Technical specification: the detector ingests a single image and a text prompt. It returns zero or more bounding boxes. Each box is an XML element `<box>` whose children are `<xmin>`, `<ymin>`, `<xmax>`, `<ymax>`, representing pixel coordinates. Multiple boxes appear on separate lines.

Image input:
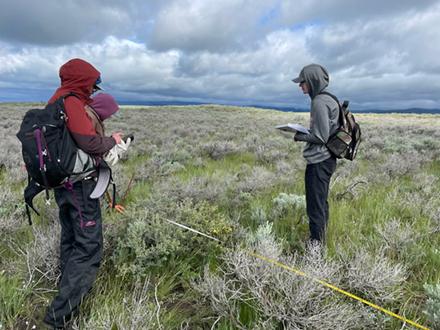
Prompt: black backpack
<box><xmin>16</xmin><ymin>93</ymin><xmax>98</xmax><ymax>223</ymax></box>
<box><xmin>320</xmin><ymin>92</ymin><xmax>361</xmax><ymax>161</ymax></box>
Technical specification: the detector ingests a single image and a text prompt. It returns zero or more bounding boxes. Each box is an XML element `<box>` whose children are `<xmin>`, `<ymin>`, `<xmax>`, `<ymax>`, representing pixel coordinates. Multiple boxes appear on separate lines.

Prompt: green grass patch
<box><xmin>426</xmin><ymin>159</ymin><xmax>440</xmax><ymax>176</ymax></box>
<box><xmin>0</xmin><ymin>272</ymin><xmax>31</xmax><ymax>329</ymax></box>
<box><xmin>177</xmin><ymin>152</ymin><xmax>257</xmax><ymax>181</ymax></box>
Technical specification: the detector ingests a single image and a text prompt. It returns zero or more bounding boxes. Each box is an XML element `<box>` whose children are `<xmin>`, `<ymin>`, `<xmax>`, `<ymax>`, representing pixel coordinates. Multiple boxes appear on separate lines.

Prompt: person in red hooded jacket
<box><xmin>43</xmin><ymin>58</ymin><xmax>123</xmax><ymax>329</ymax></box>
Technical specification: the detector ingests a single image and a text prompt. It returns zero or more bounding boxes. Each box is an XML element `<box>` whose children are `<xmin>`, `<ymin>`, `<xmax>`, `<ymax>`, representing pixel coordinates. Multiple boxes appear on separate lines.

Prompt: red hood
<box><xmin>49</xmin><ymin>58</ymin><xmax>101</xmax><ymax>104</ymax></box>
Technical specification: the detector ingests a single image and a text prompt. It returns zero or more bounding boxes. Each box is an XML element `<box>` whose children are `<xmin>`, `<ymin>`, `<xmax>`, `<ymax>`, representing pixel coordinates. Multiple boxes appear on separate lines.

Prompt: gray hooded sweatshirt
<box><xmin>294</xmin><ymin>64</ymin><xmax>340</xmax><ymax>164</ymax></box>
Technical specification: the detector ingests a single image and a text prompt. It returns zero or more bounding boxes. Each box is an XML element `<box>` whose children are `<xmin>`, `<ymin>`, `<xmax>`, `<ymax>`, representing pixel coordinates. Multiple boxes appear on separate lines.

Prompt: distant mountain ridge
<box><xmin>4</xmin><ymin>100</ymin><xmax>437</xmax><ymax>114</ymax></box>
<box><xmin>119</xmin><ymin>100</ymin><xmax>440</xmax><ymax>114</ymax></box>
<box><xmin>250</xmin><ymin>105</ymin><xmax>440</xmax><ymax>114</ymax></box>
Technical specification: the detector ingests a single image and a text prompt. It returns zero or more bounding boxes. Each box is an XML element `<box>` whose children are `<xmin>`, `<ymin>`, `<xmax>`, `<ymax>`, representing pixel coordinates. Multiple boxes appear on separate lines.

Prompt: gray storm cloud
<box><xmin>0</xmin><ymin>0</ymin><xmax>439</xmax><ymax>110</ymax></box>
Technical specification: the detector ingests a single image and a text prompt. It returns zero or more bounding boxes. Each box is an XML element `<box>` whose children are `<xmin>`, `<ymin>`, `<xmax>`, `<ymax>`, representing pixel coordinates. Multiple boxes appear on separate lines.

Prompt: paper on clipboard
<box><xmin>276</xmin><ymin>123</ymin><xmax>309</xmax><ymax>134</ymax></box>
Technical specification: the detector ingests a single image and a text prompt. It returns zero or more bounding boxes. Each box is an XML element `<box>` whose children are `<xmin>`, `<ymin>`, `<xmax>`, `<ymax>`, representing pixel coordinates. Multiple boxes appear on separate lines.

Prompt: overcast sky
<box><xmin>1</xmin><ymin>0</ymin><xmax>440</xmax><ymax>110</ymax></box>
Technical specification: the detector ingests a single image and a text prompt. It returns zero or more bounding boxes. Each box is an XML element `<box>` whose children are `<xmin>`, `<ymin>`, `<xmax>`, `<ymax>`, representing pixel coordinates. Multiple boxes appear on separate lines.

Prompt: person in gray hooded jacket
<box><xmin>292</xmin><ymin>64</ymin><xmax>339</xmax><ymax>242</ymax></box>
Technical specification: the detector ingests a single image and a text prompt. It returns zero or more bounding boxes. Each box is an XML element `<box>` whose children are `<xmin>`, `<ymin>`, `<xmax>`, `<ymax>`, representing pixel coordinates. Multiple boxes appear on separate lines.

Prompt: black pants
<box><xmin>44</xmin><ymin>179</ymin><xmax>102</xmax><ymax>328</ymax></box>
<box><xmin>305</xmin><ymin>156</ymin><xmax>337</xmax><ymax>242</ymax></box>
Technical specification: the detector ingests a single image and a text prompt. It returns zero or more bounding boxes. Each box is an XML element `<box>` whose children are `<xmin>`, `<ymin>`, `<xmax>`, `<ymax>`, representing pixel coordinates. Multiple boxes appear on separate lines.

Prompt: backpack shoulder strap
<box><xmin>51</xmin><ymin>92</ymin><xmax>79</xmax><ymax>105</ymax></box>
<box><xmin>319</xmin><ymin>91</ymin><xmax>339</xmax><ymax>104</ymax></box>
<box><xmin>319</xmin><ymin>91</ymin><xmax>344</xmax><ymax>126</ymax></box>
<box><xmin>63</xmin><ymin>92</ymin><xmax>79</xmax><ymax>99</ymax></box>
<box><xmin>59</xmin><ymin>92</ymin><xmax>79</xmax><ymax>103</ymax></box>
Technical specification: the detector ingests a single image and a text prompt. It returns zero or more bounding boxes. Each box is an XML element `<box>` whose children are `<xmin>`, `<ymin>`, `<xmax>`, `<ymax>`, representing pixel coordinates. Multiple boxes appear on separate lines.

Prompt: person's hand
<box><xmin>104</xmin><ymin>137</ymin><xmax>132</xmax><ymax>166</ymax></box>
<box><xmin>111</xmin><ymin>132</ymin><xmax>123</xmax><ymax>144</ymax></box>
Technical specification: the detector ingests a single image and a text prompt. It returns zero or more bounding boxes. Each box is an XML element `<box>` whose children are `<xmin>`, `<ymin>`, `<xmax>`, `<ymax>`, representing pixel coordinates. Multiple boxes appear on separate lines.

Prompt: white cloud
<box><xmin>279</xmin><ymin>0</ymin><xmax>438</xmax><ymax>25</ymax></box>
<box><xmin>149</xmin><ymin>0</ymin><xmax>277</xmax><ymax>52</ymax></box>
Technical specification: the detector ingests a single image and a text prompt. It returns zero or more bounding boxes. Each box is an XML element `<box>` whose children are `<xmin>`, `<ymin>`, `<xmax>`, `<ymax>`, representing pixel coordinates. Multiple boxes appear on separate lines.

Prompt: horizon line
<box><xmin>1</xmin><ymin>100</ymin><xmax>439</xmax><ymax>114</ymax></box>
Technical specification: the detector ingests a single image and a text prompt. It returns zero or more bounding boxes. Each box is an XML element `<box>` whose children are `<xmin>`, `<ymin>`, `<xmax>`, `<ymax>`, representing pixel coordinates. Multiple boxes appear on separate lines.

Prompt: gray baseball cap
<box><xmin>292</xmin><ymin>69</ymin><xmax>305</xmax><ymax>83</ymax></box>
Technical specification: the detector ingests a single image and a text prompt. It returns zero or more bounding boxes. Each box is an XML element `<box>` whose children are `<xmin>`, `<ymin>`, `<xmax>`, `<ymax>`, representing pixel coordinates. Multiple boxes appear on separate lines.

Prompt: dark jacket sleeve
<box><xmin>64</xmin><ymin>97</ymin><xmax>116</xmax><ymax>155</ymax></box>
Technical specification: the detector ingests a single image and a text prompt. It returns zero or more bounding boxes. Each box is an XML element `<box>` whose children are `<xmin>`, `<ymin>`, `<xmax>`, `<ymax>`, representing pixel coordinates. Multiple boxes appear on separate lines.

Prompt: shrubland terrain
<box><xmin>0</xmin><ymin>103</ymin><xmax>439</xmax><ymax>329</ymax></box>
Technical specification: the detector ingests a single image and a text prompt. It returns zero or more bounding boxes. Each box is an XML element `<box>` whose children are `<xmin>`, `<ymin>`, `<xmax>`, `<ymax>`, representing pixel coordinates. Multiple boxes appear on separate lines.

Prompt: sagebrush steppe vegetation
<box><xmin>0</xmin><ymin>103</ymin><xmax>439</xmax><ymax>329</ymax></box>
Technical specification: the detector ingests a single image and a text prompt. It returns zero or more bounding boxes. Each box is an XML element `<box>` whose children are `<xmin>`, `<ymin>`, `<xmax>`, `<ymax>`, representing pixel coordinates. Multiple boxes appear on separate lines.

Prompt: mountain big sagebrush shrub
<box><xmin>340</xmin><ymin>247</ymin><xmax>407</xmax><ymax>304</ymax></box>
<box><xmin>272</xmin><ymin>192</ymin><xmax>306</xmax><ymax>217</ymax></box>
<box><xmin>196</xmin><ymin>223</ymin><xmax>386</xmax><ymax>329</ymax></box>
<box><xmin>0</xmin><ymin>184</ymin><xmax>24</xmax><ymax>233</ymax></box>
<box><xmin>72</xmin><ymin>279</ymin><xmax>158</xmax><ymax>330</ymax></box>
<box><xmin>424</xmin><ymin>283</ymin><xmax>440</xmax><ymax>328</ymax></box>
<box><xmin>113</xmin><ymin>198</ymin><xmax>235</xmax><ymax>276</ymax></box>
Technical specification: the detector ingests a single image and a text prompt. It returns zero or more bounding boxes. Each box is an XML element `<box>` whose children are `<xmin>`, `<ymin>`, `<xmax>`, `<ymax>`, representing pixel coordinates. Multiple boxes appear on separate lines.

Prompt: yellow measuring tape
<box><xmin>164</xmin><ymin>219</ymin><xmax>430</xmax><ymax>330</ymax></box>
<box><xmin>248</xmin><ymin>251</ymin><xmax>430</xmax><ymax>330</ymax></box>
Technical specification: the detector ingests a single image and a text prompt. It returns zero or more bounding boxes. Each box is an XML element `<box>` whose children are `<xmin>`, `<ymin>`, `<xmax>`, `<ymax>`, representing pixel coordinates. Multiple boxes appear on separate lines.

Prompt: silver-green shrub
<box><xmin>202</xmin><ymin>140</ymin><xmax>239</xmax><ymax>160</ymax></box>
<box><xmin>272</xmin><ymin>192</ymin><xmax>306</xmax><ymax>217</ymax></box>
<box><xmin>250</xmin><ymin>206</ymin><xmax>267</xmax><ymax>225</ymax></box>
<box><xmin>73</xmin><ymin>279</ymin><xmax>158</xmax><ymax>330</ymax></box>
<box><xmin>234</xmin><ymin>166</ymin><xmax>276</xmax><ymax>194</ymax></box>
<box><xmin>0</xmin><ymin>183</ymin><xmax>25</xmax><ymax>233</ymax></box>
<box><xmin>340</xmin><ymin>247</ymin><xmax>407</xmax><ymax>303</ymax></box>
<box><xmin>424</xmin><ymin>283</ymin><xmax>440</xmax><ymax>328</ymax></box>
<box><xmin>196</xmin><ymin>224</ymin><xmax>385</xmax><ymax>329</ymax></box>
<box><xmin>25</xmin><ymin>225</ymin><xmax>61</xmax><ymax>285</ymax></box>
<box><xmin>156</xmin><ymin>173</ymin><xmax>233</xmax><ymax>203</ymax></box>
<box><xmin>113</xmin><ymin>198</ymin><xmax>235</xmax><ymax>276</ymax></box>
<box><xmin>374</xmin><ymin>218</ymin><xmax>418</xmax><ymax>257</ymax></box>
<box><xmin>378</xmin><ymin>151</ymin><xmax>427</xmax><ymax>180</ymax></box>
<box><xmin>7</xmin><ymin>223</ymin><xmax>61</xmax><ymax>289</ymax></box>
